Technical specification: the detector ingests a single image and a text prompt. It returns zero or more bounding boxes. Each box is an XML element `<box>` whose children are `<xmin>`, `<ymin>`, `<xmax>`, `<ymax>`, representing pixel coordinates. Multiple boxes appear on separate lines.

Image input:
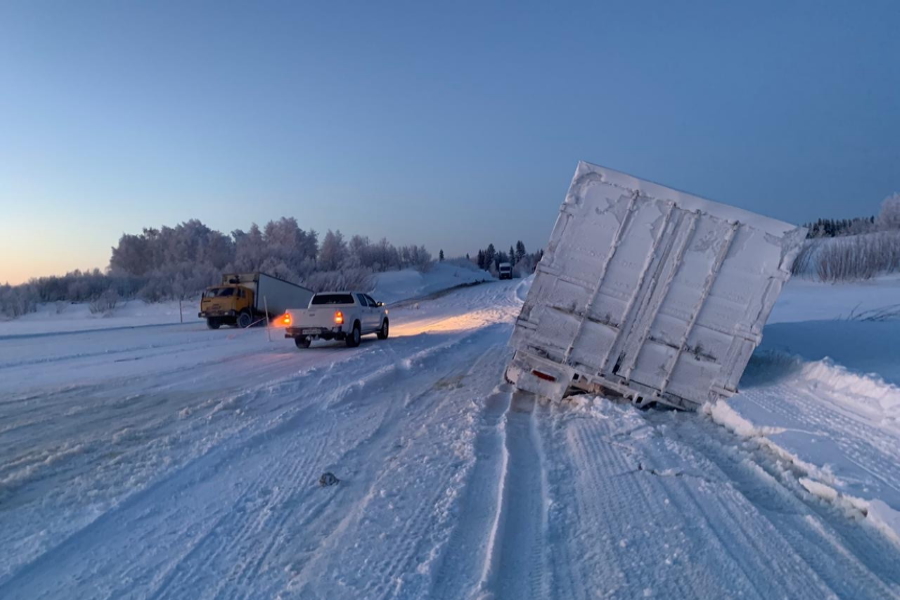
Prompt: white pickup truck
<box><xmin>283</xmin><ymin>291</ymin><xmax>389</xmax><ymax>348</ymax></box>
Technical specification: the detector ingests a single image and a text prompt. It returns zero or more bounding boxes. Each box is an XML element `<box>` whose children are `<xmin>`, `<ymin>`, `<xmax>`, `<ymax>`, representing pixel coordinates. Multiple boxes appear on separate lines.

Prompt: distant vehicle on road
<box><xmin>498</xmin><ymin>262</ymin><xmax>513</xmax><ymax>280</ymax></box>
<box><xmin>199</xmin><ymin>273</ymin><xmax>314</xmax><ymax>330</ymax></box>
<box><xmin>283</xmin><ymin>292</ymin><xmax>389</xmax><ymax>348</ymax></box>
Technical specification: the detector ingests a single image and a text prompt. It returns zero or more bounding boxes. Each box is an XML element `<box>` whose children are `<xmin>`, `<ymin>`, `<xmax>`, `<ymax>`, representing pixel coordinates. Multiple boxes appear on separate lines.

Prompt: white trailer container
<box><xmin>507</xmin><ymin>161</ymin><xmax>807</xmax><ymax>410</ymax></box>
<box><xmin>222</xmin><ymin>273</ymin><xmax>315</xmax><ymax>317</ymax></box>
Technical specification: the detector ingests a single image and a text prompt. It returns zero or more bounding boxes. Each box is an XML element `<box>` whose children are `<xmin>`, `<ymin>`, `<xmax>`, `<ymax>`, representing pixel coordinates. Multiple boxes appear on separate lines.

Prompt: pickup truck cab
<box><xmin>283</xmin><ymin>292</ymin><xmax>388</xmax><ymax>348</ymax></box>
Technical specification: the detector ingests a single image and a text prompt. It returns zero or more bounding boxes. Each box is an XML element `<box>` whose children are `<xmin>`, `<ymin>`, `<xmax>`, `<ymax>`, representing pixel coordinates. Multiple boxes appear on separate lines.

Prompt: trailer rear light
<box><xmin>334</xmin><ymin>310</ymin><xmax>344</xmax><ymax>325</ymax></box>
<box><xmin>531</xmin><ymin>370</ymin><xmax>557</xmax><ymax>382</ymax></box>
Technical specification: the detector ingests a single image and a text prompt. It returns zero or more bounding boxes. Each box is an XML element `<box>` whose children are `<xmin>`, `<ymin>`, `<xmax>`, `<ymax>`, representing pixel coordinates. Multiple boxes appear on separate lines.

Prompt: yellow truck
<box><xmin>199</xmin><ymin>273</ymin><xmax>314</xmax><ymax>329</ymax></box>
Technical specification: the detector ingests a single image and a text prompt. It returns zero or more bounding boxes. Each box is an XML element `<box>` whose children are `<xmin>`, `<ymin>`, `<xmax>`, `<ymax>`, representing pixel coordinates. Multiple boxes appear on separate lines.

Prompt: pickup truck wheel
<box><xmin>237</xmin><ymin>311</ymin><xmax>252</xmax><ymax>328</ymax></box>
<box><xmin>295</xmin><ymin>336</ymin><xmax>311</xmax><ymax>349</ymax></box>
<box><xmin>207</xmin><ymin>318</ymin><xmax>221</xmax><ymax>330</ymax></box>
<box><xmin>377</xmin><ymin>318</ymin><xmax>389</xmax><ymax>340</ymax></box>
<box><xmin>346</xmin><ymin>322</ymin><xmax>361</xmax><ymax>347</ymax></box>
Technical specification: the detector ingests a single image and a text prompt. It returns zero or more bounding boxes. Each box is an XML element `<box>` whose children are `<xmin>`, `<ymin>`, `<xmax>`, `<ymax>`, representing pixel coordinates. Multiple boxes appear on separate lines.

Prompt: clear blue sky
<box><xmin>1</xmin><ymin>1</ymin><xmax>898</xmax><ymax>284</ymax></box>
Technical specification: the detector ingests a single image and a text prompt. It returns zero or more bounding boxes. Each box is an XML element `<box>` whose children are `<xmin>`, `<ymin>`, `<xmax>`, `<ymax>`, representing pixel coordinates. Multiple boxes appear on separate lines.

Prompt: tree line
<box><xmin>472</xmin><ymin>240</ymin><xmax>543</xmax><ymax>276</ymax></box>
<box><xmin>803</xmin><ymin>193</ymin><xmax>900</xmax><ymax>238</ymax></box>
<box><xmin>792</xmin><ymin>193</ymin><xmax>900</xmax><ymax>282</ymax></box>
<box><xmin>1</xmin><ymin>217</ymin><xmax>433</xmax><ymax>318</ymax></box>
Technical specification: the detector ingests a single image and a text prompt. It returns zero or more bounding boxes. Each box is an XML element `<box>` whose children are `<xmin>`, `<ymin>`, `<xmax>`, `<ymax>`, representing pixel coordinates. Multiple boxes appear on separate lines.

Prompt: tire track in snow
<box><xmin>741</xmin><ymin>385</ymin><xmax>900</xmax><ymax>499</ymax></box>
<box><xmin>239</xmin><ymin>329</ymin><xmax>506</xmax><ymax>600</ymax></box>
<box><xmin>0</xmin><ymin>342</ymin><xmax>408</xmax><ymax>599</ymax></box>
<box><xmin>476</xmin><ymin>391</ymin><xmax>549</xmax><ymax>600</ymax></box>
<box><xmin>534</xmin><ymin>402</ymin><xmax>701</xmax><ymax>600</ymax></box>
<box><xmin>0</xmin><ymin>279</ymin><xmax>527</xmax><ymax>599</ymax></box>
<box><xmin>366</xmin><ymin>337</ymin><xmax>518</xmax><ymax>600</ymax></box>
<box><xmin>427</xmin><ymin>387</ymin><xmax>511</xmax><ymax>600</ymax></box>
<box><xmin>530</xmin><ymin>397</ymin><xmax>900</xmax><ymax>600</ymax></box>
<box><xmin>152</xmin><ymin>327</ymin><xmax>511</xmax><ymax>600</ymax></box>
<box><xmin>648</xmin><ymin>410</ymin><xmax>900</xmax><ymax>598</ymax></box>
<box><xmin>147</xmin><ymin>420</ymin><xmax>336</xmax><ymax>600</ymax></box>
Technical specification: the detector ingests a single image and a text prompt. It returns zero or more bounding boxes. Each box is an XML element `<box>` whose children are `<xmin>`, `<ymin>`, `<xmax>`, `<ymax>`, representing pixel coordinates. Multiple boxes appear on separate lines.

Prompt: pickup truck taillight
<box><xmin>281</xmin><ymin>313</ymin><xmax>291</xmax><ymax>326</ymax></box>
<box><xmin>334</xmin><ymin>310</ymin><xmax>344</xmax><ymax>325</ymax></box>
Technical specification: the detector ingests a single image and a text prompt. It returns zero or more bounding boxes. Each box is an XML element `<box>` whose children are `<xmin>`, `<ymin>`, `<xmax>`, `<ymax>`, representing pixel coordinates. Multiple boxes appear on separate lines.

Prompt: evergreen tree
<box><xmin>515</xmin><ymin>241</ymin><xmax>526</xmax><ymax>263</ymax></box>
<box><xmin>439</xmin><ymin>249</ymin><xmax>444</xmax><ymax>261</ymax></box>
<box><xmin>485</xmin><ymin>244</ymin><xmax>496</xmax><ymax>269</ymax></box>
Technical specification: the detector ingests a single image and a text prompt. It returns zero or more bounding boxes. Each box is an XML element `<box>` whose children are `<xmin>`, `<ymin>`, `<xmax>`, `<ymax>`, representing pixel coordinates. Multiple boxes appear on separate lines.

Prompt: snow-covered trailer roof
<box><xmin>508</xmin><ymin>161</ymin><xmax>807</xmax><ymax>409</ymax></box>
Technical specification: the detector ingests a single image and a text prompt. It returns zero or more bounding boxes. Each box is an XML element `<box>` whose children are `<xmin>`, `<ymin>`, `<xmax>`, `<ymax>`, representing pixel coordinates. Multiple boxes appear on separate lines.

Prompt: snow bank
<box><xmin>769</xmin><ymin>274</ymin><xmax>900</xmax><ymax>324</ymax></box>
<box><xmin>712</xmin><ymin>355</ymin><xmax>900</xmax><ymax>545</ymax></box>
<box><xmin>372</xmin><ymin>262</ymin><xmax>495</xmax><ymax>305</ymax></box>
<box><xmin>708</xmin><ymin>274</ymin><xmax>900</xmax><ymax>546</ymax></box>
<box><xmin>798</xmin><ymin>359</ymin><xmax>900</xmax><ymax>424</ymax></box>
<box><xmin>0</xmin><ymin>299</ymin><xmax>203</xmax><ymax>337</ymax></box>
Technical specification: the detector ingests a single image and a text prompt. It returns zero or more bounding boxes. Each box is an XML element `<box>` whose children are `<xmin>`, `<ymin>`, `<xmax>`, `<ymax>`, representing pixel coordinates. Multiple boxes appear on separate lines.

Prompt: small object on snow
<box><xmin>319</xmin><ymin>472</ymin><xmax>339</xmax><ymax>487</ymax></box>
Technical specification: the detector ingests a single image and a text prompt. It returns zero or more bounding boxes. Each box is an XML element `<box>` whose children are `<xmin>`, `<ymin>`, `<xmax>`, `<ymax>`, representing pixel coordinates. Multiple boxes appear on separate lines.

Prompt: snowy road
<box><xmin>1</xmin><ymin>279</ymin><xmax>899</xmax><ymax>599</ymax></box>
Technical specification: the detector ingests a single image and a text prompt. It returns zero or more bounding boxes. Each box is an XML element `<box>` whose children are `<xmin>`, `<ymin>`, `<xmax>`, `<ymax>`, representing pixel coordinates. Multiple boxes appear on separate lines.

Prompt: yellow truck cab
<box><xmin>199</xmin><ymin>284</ymin><xmax>255</xmax><ymax>328</ymax></box>
<box><xmin>199</xmin><ymin>273</ymin><xmax>315</xmax><ymax>330</ymax></box>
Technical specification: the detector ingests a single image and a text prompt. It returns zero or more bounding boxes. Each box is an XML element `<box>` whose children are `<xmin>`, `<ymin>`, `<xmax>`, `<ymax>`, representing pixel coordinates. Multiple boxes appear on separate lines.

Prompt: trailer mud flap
<box><xmin>505</xmin><ymin>351</ymin><xmax>574</xmax><ymax>402</ymax></box>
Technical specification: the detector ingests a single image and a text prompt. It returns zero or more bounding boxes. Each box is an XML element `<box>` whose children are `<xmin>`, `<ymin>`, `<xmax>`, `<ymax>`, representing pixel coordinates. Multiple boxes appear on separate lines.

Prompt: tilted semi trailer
<box><xmin>507</xmin><ymin>161</ymin><xmax>807</xmax><ymax>410</ymax></box>
<box><xmin>199</xmin><ymin>272</ymin><xmax>314</xmax><ymax>329</ymax></box>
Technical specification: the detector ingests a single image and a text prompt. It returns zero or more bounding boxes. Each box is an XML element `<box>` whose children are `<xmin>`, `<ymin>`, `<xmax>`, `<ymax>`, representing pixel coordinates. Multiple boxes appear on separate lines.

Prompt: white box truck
<box><xmin>507</xmin><ymin>161</ymin><xmax>807</xmax><ymax>410</ymax></box>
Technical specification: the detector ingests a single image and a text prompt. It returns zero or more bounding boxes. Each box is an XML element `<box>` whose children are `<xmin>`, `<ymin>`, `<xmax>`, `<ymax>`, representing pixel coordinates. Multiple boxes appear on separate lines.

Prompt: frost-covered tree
<box><xmin>231</xmin><ymin>224</ymin><xmax>267</xmax><ymax>271</ymax></box>
<box><xmin>399</xmin><ymin>245</ymin><xmax>432</xmax><ymax>270</ymax></box>
<box><xmin>110</xmin><ymin>232</ymin><xmax>152</xmax><ymax>275</ymax></box>
<box><xmin>347</xmin><ymin>234</ymin><xmax>371</xmax><ymax>268</ymax></box>
<box><xmin>318</xmin><ymin>230</ymin><xmax>347</xmax><ymax>271</ymax></box>
<box><xmin>7</xmin><ymin>214</ymin><xmax>439</xmax><ymax>316</ymax></box>
<box><xmin>110</xmin><ymin>220</ymin><xmax>236</xmax><ymax>276</ymax></box>
<box><xmin>263</xmin><ymin>217</ymin><xmax>318</xmax><ymax>274</ymax></box>
<box><xmin>877</xmin><ymin>193</ymin><xmax>900</xmax><ymax>231</ymax></box>
<box><xmin>370</xmin><ymin>238</ymin><xmax>400</xmax><ymax>271</ymax></box>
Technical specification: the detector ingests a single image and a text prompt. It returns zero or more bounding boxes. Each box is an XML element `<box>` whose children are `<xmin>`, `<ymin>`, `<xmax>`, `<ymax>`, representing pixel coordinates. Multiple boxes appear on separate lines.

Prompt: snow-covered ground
<box><xmin>0</xmin><ymin>299</ymin><xmax>205</xmax><ymax>337</ymax></box>
<box><xmin>1</xmin><ymin>275</ymin><xmax>899</xmax><ymax>599</ymax></box>
<box><xmin>708</xmin><ymin>275</ymin><xmax>900</xmax><ymax>548</ymax></box>
<box><xmin>372</xmin><ymin>261</ymin><xmax>495</xmax><ymax>305</ymax></box>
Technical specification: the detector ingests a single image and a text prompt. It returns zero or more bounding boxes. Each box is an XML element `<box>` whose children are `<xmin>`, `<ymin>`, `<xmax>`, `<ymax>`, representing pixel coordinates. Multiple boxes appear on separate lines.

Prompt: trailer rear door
<box><xmin>511</xmin><ymin>161</ymin><xmax>806</xmax><ymax>408</ymax></box>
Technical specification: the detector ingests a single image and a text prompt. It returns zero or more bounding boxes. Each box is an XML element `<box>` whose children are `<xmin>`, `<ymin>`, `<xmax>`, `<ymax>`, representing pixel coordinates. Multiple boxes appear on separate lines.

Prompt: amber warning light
<box><xmin>334</xmin><ymin>310</ymin><xmax>344</xmax><ymax>325</ymax></box>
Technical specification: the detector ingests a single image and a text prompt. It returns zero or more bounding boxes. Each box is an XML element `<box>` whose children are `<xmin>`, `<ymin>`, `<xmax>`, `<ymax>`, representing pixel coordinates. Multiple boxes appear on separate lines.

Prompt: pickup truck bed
<box><xmin>284</xmin><ymin>291</ymin><xmax>389</xmax><ymax>348</ymax></box>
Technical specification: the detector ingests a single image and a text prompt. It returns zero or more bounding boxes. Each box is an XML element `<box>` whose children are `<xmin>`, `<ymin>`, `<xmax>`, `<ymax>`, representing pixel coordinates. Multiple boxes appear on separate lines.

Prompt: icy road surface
<box><xmin>1</xmin><ymin>280</ymin><xmax>899</xmax><ymax>599</ymax></box>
